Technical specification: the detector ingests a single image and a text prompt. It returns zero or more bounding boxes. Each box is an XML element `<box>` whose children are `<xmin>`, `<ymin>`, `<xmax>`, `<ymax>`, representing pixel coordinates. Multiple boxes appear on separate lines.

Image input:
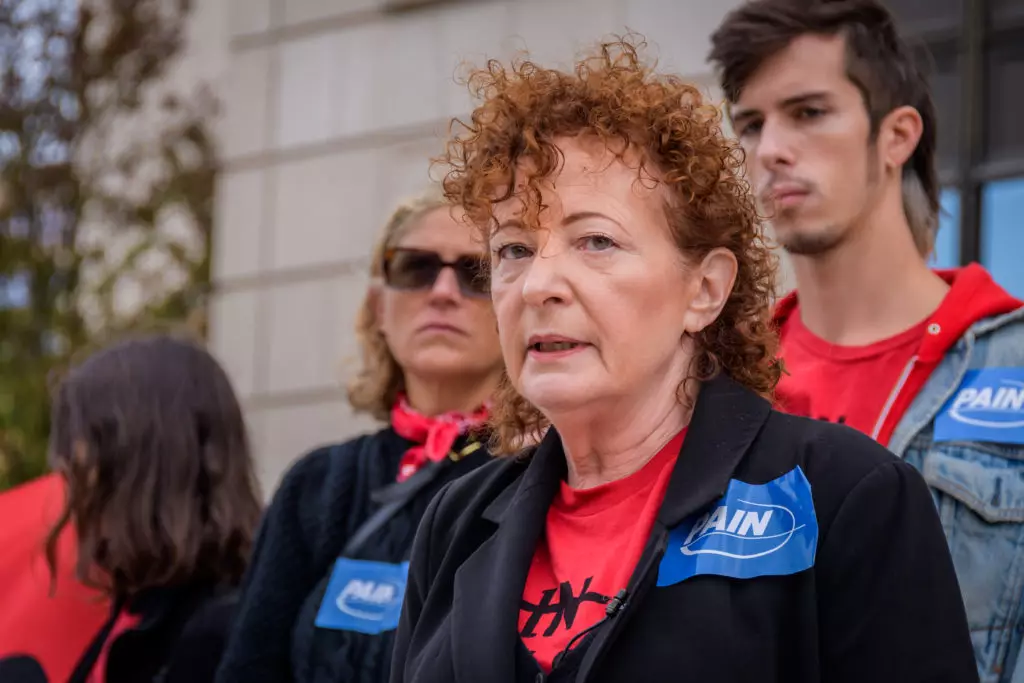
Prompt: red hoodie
<box><xmin>773</xmin><ymin>264</ymin><xmax>1023</xmax><ymax>447</ymax></box>
<box><xmin>0</xmin><ymin>474</ymin><xmax>110</xmax><ymax>682</ymax></box>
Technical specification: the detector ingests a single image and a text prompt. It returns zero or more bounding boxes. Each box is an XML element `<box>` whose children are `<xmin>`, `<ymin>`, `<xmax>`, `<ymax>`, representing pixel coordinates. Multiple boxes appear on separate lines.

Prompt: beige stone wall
<box><xmin>204</xmin><ymin>0</ymin><xmax>773</xmax><ymax>496</ymax></box>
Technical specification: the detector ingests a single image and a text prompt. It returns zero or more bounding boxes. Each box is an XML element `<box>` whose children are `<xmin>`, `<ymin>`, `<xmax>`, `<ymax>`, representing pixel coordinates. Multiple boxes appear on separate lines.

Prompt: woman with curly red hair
<box><xmin>389</xmin><ymin>39</ymin><xmax>976</xmax><ymax>683</ymax></box>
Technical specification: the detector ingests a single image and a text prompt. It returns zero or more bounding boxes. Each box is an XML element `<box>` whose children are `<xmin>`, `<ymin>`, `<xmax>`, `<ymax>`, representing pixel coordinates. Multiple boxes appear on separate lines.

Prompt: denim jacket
<box><xmin>890</xmin><ymin>307</ymin><xmax>1024</xmax><ymax>683</ymax></box>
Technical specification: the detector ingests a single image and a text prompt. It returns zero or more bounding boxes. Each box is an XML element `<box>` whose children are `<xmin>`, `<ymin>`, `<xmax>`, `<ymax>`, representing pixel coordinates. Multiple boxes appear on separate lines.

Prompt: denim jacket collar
<box><xmin>889</xmin><ymin>306</ymin><xmax>1024</xmax><ymax>458</ymax></box>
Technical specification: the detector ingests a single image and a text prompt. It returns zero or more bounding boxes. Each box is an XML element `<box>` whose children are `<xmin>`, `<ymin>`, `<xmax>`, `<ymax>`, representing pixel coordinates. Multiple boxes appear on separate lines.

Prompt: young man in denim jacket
<box><xmin>710</xmin><ymin>1</ymin><xmax>1024</xmax><ymax>681</ymax></box>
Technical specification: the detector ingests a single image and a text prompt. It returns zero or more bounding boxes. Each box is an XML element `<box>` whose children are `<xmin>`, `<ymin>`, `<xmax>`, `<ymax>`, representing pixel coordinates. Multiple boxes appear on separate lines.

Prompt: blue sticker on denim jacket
<box><xmin>314</xmin><ymin>558</ymin><xmax>409</xmax><ymax>634</ymax></box>
<box><xmin>934</xmin><ymin>368</ymin><xmax>1024</xmax><ymax>446</ymax></box>
<box><xmin>657</xmin><ymin>466</ymin><xmax>818</xmax><ymax>586</ymax></box>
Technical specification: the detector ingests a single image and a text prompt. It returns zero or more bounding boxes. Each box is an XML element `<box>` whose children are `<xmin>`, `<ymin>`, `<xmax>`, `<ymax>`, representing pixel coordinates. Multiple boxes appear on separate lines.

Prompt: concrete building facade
<box><xmin>203</xmin><ymin>0</ymin><xmax>772</xmax><ymax>495</ymax></box>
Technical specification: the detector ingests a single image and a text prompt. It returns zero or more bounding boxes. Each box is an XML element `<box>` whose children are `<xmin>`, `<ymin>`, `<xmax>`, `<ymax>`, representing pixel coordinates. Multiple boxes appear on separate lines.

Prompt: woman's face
<box><xmin>377</xmin><ymin>208</ymin><xmax>503</xmax><ymax>385</ymax></box>
<box><xmin>490</xmin><ymin>136</ymin><xmax>735</xmax><ymax>418</ymax></box>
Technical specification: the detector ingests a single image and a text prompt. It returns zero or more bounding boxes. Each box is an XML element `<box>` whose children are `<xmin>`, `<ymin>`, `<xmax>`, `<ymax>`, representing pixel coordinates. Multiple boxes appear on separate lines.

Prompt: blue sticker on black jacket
<box><xmin>315</xmin><ymin>558</ymin><xmax>409</xmax><ymax>634</ymax></box>
<box><xmin>934</xmin><ymin>368</ymin><xmax>1024</xmax><ymax>445</ymax></box>
<box><xmin>657</xmin><ymin>466</ymin><xmax>818</xmax><ymax>586</ymax></box>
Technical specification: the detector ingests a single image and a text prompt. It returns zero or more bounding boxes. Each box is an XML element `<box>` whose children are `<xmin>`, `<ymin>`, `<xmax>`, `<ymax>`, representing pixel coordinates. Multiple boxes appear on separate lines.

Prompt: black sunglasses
<box><xmin>382</xmin><ymin>248</ymin><xmax>490</xmax><ymax>298</ymax></box>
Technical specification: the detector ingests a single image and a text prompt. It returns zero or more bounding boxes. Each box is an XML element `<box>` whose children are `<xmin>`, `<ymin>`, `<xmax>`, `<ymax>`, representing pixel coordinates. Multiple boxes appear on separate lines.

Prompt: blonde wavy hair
<box><xmin>346</xmin><ymin>189</ymin><xmax>449</xmax><ymax>420</ymax></box>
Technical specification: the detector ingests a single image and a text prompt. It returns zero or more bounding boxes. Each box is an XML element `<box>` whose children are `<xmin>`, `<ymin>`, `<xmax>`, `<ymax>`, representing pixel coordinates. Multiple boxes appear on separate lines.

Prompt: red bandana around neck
<box><xmin>390</xmin><ymin>394</ymin><xmax>489</xmax><ymax>482</ymax></box>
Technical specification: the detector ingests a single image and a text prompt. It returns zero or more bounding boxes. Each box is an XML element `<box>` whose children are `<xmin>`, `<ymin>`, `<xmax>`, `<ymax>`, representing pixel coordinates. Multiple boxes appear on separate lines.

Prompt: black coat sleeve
<box><xmin>214</xmin><ymin>449</ymin><xmax>335</xmax><ymax>683</ymax></box>
<box><xmin>817</xmin><ymin>460</ymin><xmax>978</xmax><ymax>683</ymax></box>
<box><xmin>389</xmin><ymin>480</ymin><xmax>452</xmax><ymax>683</ymax></box>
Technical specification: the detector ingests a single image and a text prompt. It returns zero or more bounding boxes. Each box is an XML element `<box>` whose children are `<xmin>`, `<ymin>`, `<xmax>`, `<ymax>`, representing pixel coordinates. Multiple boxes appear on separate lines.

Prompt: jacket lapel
<box><xmin>448</xmin><ymin>375</ymin><xmax>771</xmax><ymax>683</ymax></box>
<box><xmin>575</xmin><ymin>375</ymin><xmax>772</xmax><ymax>682</ymax></box>
<box><xmin>658</xmin><ymin>373</ymin><xmax>772</xmax><ymax>529</ymax></box>
<box><xmin>451</xmin><ymin>430</ymin><xmax>564</xmax><ymax>683</ymax></box>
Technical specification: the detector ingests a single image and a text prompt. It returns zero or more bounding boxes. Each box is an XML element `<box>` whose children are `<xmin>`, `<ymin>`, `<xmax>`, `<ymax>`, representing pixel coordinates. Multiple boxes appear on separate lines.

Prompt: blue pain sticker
<box><xmin>934</xmin><ymin>368</ymin><xmax>1024</xmax><ymax>445</ymax></box>
<box><xmin>314</xmin><ymin>558</ymin><xmax>409</xmax><ymax>634</ymax></box>
<box><xmin>657</xmin><ymin>466</ymin><xmax>818</xmax><ymax>586</ymax></box>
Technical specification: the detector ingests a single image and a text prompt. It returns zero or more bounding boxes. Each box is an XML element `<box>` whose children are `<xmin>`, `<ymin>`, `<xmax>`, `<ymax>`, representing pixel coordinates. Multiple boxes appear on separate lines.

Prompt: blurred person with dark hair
<box><xmin>710</xmin><ymin>1</ymin><xmax>1024</xmax><ymax>680</ymax></box>
<box><xmin>215</xmin><ymin>190</ymin><xmax>504</xmax><ymax>683</ymax></box>
<box><xmin>389</xmin><ymin>38</ymin><xmax>975</xmax><ymax>683</ymax></box>
<box><xmin>43</xmin><ymin>334</ymin><xmax>262</xmax><ymax>683</ymax></box>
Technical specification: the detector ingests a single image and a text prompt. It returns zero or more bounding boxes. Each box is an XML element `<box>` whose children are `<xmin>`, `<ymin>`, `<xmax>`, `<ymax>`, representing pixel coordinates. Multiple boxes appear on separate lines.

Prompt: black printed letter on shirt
<box><xmin>519</xmin><ymin>577</ymin><xmax>607</xmax><ymax>638</ymax></box>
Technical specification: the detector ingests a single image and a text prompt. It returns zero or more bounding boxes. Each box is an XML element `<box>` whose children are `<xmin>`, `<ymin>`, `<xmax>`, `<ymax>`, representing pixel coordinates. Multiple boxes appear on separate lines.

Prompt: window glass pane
<box><xmin>988</xmin><ymin>0</ymin><xmax>1024</xmax><ymax>29</ymax></box>
<box><xmin>930</xmin><ymin>187</ymin><xmax>960</xmax><ymax>268</ymax></box>
<box><xmin>916</xmin><ymin>45</ymin><xmax>960</xmax><ymax>175</ymax></box>
<box><xmin>886</xmin><ymin>0</ymin><xmax>962</xmax><ymax>34</ymax></box>
<box><xmin>984</xmin><ymin>33</ymin><xmax>1024</xmax><ymax>163</ymax></box>
<box><xmin>981</xmin><ymin>177</ymin><xmax>1024</xmax><ymax>298</ymax></box>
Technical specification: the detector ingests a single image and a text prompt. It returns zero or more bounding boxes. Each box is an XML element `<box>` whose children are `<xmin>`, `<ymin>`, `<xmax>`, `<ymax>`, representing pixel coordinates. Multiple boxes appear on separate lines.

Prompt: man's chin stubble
<box><xmin>777</xmin><ymin>225</ymin><xmax>847</xmax><ymax>257</ymax></box>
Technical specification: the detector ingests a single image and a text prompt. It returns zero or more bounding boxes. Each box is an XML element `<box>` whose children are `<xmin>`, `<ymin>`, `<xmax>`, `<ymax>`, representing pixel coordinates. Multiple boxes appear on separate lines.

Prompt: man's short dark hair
<box><xmin>708</xmin><ymin>0</ymin><xmax>940</xmax><ymax>256</ymax></box>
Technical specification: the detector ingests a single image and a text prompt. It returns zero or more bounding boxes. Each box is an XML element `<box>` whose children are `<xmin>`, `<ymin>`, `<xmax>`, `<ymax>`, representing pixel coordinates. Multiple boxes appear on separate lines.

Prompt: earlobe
<box><xmin>683</xmin><ymin>248</ymin><xmax>738</xmax><ymax>334</ymax></box>
<box><xmin>883</xmin><ymin>105</ymin><xmax>924</xmax><ymax>169</ymax></box>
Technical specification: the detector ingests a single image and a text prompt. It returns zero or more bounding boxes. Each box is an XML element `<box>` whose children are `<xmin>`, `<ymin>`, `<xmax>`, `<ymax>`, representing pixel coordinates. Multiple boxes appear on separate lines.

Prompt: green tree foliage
<box><xmin>0</xmin><ymin>0</ymin><xmax>216</xmax><ymax>491</ymax></box>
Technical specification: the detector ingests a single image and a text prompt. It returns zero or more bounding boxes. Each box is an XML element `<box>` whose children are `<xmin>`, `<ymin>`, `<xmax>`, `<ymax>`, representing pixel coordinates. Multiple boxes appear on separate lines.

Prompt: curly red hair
<box><xmin>440</xmin><ymin>37</ymin><xmax>781</xmax><ymax>454</ymax></box>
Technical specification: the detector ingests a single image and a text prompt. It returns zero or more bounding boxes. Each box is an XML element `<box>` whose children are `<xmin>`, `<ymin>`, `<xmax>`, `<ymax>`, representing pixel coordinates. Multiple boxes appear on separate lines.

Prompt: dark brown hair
<box><xmin>708</xmin><ymin>0</ymin><xmax>940</xmax><ymax>256</ymax></box>
<box><xmin>46</xmin><ymin>334</ymin><xmax>262</xmax><ymax>601</ymax></box>
<box><xmin>440</xmin><ymin>37</ymin><xmax>781</xmax><ymax>454</ymax></box>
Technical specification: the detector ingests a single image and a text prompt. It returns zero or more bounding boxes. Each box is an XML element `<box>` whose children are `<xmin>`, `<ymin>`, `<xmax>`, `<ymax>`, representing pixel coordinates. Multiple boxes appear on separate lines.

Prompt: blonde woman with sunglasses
<box><xmin>215</xmin><ymin>190</ymin><xmax>503</xmax><ymax>683</ymax></box>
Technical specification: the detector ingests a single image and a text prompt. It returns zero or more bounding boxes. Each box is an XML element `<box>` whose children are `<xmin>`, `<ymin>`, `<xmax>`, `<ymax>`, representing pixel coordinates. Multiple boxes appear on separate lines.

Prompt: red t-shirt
<box><xmin>776</xmin><ymin>307</ymin><xmax>928</xmax><ymax>436</ymax></box>
<box><xmin>518</xmin><ymin>428</ymin><xmax>686</xmax><ymax>672</ymax></box>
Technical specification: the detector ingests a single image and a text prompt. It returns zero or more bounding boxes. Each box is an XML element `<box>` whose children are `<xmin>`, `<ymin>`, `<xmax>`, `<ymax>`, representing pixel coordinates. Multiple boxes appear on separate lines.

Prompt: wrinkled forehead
<box><xmin>490</xmin><ymin>136</ymin><xmax>665</xmax><ymax>230</ymax></box>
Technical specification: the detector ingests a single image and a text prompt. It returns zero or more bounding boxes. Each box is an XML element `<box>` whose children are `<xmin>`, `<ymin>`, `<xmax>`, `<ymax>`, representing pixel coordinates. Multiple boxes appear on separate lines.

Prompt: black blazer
<box><xmin>390</xmin><ymin>375</ymin><xmax>979</xmax><ymax>683</ymax></box>
<box><xmin>67</xmin><ymin>583</ymin><xmax>238</xmax><ymax>683</ymax></box>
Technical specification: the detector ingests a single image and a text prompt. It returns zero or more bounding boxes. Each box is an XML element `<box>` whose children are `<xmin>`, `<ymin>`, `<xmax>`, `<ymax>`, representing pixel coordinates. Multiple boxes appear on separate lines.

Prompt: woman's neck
<box><xmin>404</xmin><ymin>370</ymin><xmax>500</xmax><ymax>417</ymax></box>
<box><xmin>555</xmin><ymin>389</ymin><xmax>692</xmax><ymax>490</ymax></box>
